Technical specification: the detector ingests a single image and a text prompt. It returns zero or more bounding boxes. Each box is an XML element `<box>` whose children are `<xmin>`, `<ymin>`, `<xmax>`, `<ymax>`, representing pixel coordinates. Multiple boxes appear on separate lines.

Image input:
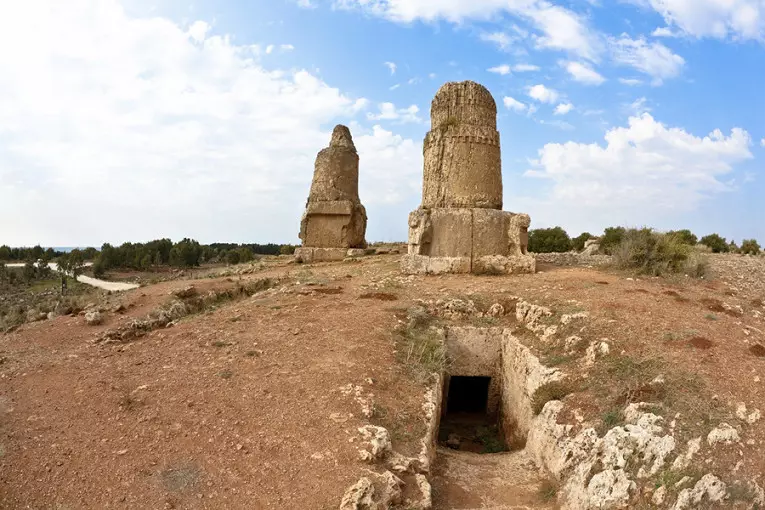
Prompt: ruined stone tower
<box><xmin>295</xmin><ymin>125</ymin><xmax>368</xmax><ymax>263</ymax></box>
<box><xmin>402</xmin><ymin>81</ymin><xmax>535</xmax><ymax>274</ymax></box>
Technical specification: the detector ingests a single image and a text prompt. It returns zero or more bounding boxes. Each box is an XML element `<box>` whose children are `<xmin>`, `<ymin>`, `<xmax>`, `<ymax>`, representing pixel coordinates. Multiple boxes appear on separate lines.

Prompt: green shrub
<box><xmin>92</xmin><ymin>258</ymin><xmax>106</xmax><ymax>278</ymax></box>
<box><xmin>528</xmin><ymin>227</ymin><xmax>572</xmax><ymax>253</ymax></box>
<box><xmin>665</xmin><ymin>229</ymin><xmax>698</xmax><ymax>245</ymax></box>
<box><xmin>740</xmin><ymin>239</ymin><xmax>761</xmax><ymax>255</ymax></box>
<box><xmin>613</xmin><ymin>228</ymin><xmax>707</xmax><ymax>277</ymax></box>
<box><xmin>571</xmin><ymin>232</ymin><xmax>593</xmax><ymax>252</ymax></box>
<box><xmin>600</xmin><ymin>227</ymin><xmax>626</xmax><ymax>255</ymax></box>
<box><xmin>700</xmin><ymin>233</ymin><xmax>729</xmax><ymax>253</ymax></box>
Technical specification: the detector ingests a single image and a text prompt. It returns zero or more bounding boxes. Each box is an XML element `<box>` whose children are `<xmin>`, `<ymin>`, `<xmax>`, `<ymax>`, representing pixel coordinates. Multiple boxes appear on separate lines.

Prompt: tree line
<box><xmin>529</xmin><ymin>226</ymin><xmax>762</xmax><ymax>255</ymax></box>
<box><xmin>0</xmin><ymin>240</ymin><xmax>299</xmax><ymax>280</ymax></box>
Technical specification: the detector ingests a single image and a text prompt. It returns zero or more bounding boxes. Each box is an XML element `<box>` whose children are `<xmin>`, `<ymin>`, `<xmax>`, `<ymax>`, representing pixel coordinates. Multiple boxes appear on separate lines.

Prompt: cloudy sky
<box><xmin>1</xmin><ymin>0</ymin><xmax>763</xmax><ymax>247</ymax></box>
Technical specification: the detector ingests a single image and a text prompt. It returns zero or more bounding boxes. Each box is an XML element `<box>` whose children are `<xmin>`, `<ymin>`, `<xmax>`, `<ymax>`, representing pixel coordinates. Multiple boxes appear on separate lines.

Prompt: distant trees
<box><xmin>528</xmin><ymin>227</ymin><xmax>572</xmax><ymax>253</ymax></box>
<box><xmin>700</xmin><ymin>234</ymin><xmax>729</xmax><ymax>253</ymax></box>
<box><xmin>58</xmin><ymin>249</ymin><xmax>86</xmax><ymax>279</ymax></box>
<box><xmin>600</xmin><ymin>227</ymin><xmax>627</xmax><ymax>255</ymax></box>
<box><xmin>741</xmin><ymin>239</ymin><xmax>761</xmax><ymax>255</ymax></box>
<box><xmin>169</xmin><ymin>238</ymin><xmax>202</xmax><ymax>268</ymax></box>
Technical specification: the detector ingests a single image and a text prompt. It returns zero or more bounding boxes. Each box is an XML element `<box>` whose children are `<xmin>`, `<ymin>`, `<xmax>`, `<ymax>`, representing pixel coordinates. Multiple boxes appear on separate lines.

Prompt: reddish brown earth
<box><xmin>1</xmin><ymin>254</ymin><xmax>764</xmax><ymax>509</ymax></box>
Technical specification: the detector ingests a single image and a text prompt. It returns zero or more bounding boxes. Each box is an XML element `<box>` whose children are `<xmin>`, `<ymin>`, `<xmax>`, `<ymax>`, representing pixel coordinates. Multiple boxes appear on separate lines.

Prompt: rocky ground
<box><xmin>0</xmin><ymin>253</ymin><xmax>763</xmax><ymax>509</ymax></box>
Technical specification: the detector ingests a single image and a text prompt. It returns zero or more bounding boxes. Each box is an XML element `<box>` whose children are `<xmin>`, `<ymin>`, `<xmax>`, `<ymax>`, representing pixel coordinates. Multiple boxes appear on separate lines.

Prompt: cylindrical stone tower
<box><xmin>422</xmin><ymin>81</ymin><xmax>503</xmax><ymax>210</ymax></box>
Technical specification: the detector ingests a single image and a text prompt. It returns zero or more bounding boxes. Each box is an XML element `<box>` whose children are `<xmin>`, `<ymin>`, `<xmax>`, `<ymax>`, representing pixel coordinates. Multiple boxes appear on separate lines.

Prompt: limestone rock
<box><xmin>171</xmin><ymin>285</ymin><xmax>197</xmax><ymax>299</ymax></box>
<box><xmin>707</xmin><ymin>423</ymin><xmax>740</xmax><ymax>446</ymax></box>
<box><xmin>84</xmin><ymin>310</ymin><xmax>103</xmax><ymax>326</ymax></box>
<box><xmin>584</xmin><ymin>469</ymin><xmax>635</xmax><ymax>509</ymax></box>
<box><xmin>735</xmin><ymin>402</ymin><xmax>761</xmax><ymax>424</ymax></box>
<box><xmin>671</xmin><ymin>474</ymin><xmax>727</xmax><ymax>510</ymax></box>
<box><xmin>581</xmin><ymin>239</ymin><xmax>601</xmax><ymax>256</ymax></box>
<box><xmin>560</xmin><ymin>312</ymin><xmax>588</xmax><ymax>325</ymax></box>
<box><xmin>358</xmin><ymin>425</ymin><xmax>392</xmax><ymax>461</ymax></box>
<box><xmin>671</xmin><ymin>437</ymin><xmax>701</xmax><ymax>471</ymax></box>
<box><xmin>339</xmin><ymin>470</ymin><xmax>402</xmax><ymax>510</ymax></box>
<box><xmin>516</xmin><ymin>300</ymin><xmax>557</xmax><ymax>341</ymax></box>
<box><xmin>487</xmin><ymin>303</ymin><xmax>505</xmax><ymax>317</ymax></box>
<box><xmin>528</xmin><ymin>401</ymin><xmax>676</xmax><ymax>509</ymax></box>
<box><xmin>653</xmin><ymin>486</ymin><xmax>667</xmax><ymax>505</ymax></box>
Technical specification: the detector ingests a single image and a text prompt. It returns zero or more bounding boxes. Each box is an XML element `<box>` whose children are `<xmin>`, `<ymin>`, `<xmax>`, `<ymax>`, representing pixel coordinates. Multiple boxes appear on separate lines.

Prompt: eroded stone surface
<box><xmin>671</xmin><ymin>474</ymin><xmax>727</xmax><ymax>510</ymax></box>
<box><xmin>403</xmin><ymin>81</ymin><xmax>534</xmax><ymax>275</ymax></box>
<box><xmin>298</xmin><ymin>125</ymin><xmax>367</xmax><ymax>257</ymax></box>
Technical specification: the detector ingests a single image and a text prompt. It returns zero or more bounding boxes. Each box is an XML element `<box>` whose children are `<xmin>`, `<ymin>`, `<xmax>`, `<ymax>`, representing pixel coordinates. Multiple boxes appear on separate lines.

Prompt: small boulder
<box><xmin>171</xmin><ymin>285</ymin><xmax>197</xmax><ymax>299</ymax></box>
<box><xmin>84</xmin><ymin>310</ymin><xmax>103</xmax><ymax>326</ymax></box>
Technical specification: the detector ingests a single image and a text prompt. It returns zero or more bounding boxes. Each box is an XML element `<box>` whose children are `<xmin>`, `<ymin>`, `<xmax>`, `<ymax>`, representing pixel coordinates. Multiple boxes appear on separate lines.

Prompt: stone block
<box><xmin>294</xmin><ymin>247</ymin><xmax>348</xmax><ymax>264</ymax></box>
<box><xmin>428</xmin><ymin>208</ymin><xmax>473</xmax><ymax>258</ymax></box>
<box><xmin>472</xmin><ymin>208</ymin><xmax>510</xmax><ymax>259</ymax></box>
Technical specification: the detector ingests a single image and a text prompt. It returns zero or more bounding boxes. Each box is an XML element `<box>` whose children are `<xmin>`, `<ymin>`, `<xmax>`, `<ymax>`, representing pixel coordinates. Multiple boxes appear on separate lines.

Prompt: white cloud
<box><xmin>336</xmin><ymin>0</ymin><xmax>601</xmax><ymax>60</ymax></box>
<box><xmin>280</xmin><ymin>44</ymin><xmax>295</xmax><ymax>51</ymax></box>
<box><xmin>539</xmin><ymin>119</ymin><xmax>574</xmax><ymax>130</ymax></box>
<box><xmin>266</xmin><ymin>44</ymin><xmax>275</xmax><ymax>54</ymax></box>
<box><xmin>761</xmin><ymin>138</ymin><xmax>765</xmax><ymax>147</ymax></box>
<box><xmin>384</xmin><ymin>61</ymin><xmax>397</xmax><ymax>74</ymax></box>
<box><xmin>295</xmin><ymin>0</ymin><xmax>316</xmax><ymax>7</ymax></box>
<box><xmin>503</xmin><ymin>96</ymin><xmax>528</xmax><ymax>112</ymax></box>
<box><xmin>367</xmin><ymin>103</ymin><xmax>422</xmax><ymax>123</ymax></box>
<box><xmin>480</xmin><ymin>31</ymin><xmax>515</xmax><ymax>50</ymax></box>
<box><xmin>638</xmin><ymin>0</ymin><xmax>764</xmax><ymax>40</ymax></box>
<box><xmin>527</xmin><ymin>84</ymin><xmax>560</xmax><ymax>103</ymax></box>
<box><xmin>188</xmin><ymin>21</ymin><xmax>210</xmax><ymax>42</ymax></box>
<box><xmin>488</xmin><ymin>64</ymin><xmax>512</xmax><ymax>75</ymax></box>
<box><xmin>651</xmin><ymin>26</ymin><xmax>677</xmax><ymax>37</ymax></box>
<box><xmin>428</xmin><ymin>73</ymin><xmax>437</xmax><ymax>79</ymax></box>
<box><xmin>389</xmin><ymin>84</ymin><xmax>401</xmax><ymax>90</ymax></box>
<box><xmin>618</xmin><ymin>77</ymin><xmax>643</xmax><ymax>86</ymax></box>
<box><xmin>489</xmin><ymin>63</ymin><xmax>540</xmax><ymax>75</ymax></box>
<box><xmin>554</xmin><ymin>103</ymin><xmax>573</xmax><ymax>115</ymax></box>
<box><xmin>563</xmin><ymin>61</ymin><xmax>605</xmax><ymax>85</ymax></box>
<box><xmin>627</xmin><ymin>96</ymin><xmax>652</xmax><ymax>114</ymax></box>
<box><xmin>355</xmin><ymin>125</ymin><xmax>422</xmax><ymax>206</ymax></box>
<box><xmin>610</xmin><ymin>35</ymin><xmax>685</xmax><ymax>84</ymax></box>
<box><xmin>525</xmin><ymin>113</ymin><xmax>753</xmax><ymax>227</ymax></box>
<box><xmin>0</xmin><ymin>0</ymin><xmax>419</xmax><ymax>245</ymax></box>
<box><xmin>525</xmin><ymin>3</ymin><xmax>602</xmax><ymax>60</ymax></box>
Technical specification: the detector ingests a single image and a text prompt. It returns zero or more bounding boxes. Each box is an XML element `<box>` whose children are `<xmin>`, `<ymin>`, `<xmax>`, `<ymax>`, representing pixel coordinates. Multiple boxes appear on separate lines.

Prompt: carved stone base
<box><xmin>401</xmin><ymin>254</ymin><xmax>535</xmax><ymax>275</ymax></box>
<box><xmin>294</xmin><ymin>247</ymin><xmax>366</xmax><ymax>264</ymax></box>
<box><xmin>402</xmin><ymin>207</ymin><xmax>535</xmax><ymax>275</ymax></box>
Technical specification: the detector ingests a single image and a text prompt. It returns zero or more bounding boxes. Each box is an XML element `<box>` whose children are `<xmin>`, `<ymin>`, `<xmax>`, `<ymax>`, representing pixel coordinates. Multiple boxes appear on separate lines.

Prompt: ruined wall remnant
<box><xmin>295</xmin><ymin>125</ymin><xmax>368</xmax><ymax>263</ymax></box>
<box><xmin>402</xmin><ymin>81</ymin><xmax>535</xmax><ymax>275</ymax></box>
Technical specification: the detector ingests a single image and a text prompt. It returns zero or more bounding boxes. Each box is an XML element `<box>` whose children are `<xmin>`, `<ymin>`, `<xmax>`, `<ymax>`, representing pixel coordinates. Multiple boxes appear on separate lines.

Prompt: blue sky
<box><xmin>0</xmin><ymin>0</ymin><xmax>763</xmax><ymax>246</ymax></box>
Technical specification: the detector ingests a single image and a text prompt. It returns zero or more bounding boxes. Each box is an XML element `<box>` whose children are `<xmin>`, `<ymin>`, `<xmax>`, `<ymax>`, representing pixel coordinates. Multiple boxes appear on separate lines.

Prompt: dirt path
<box><xmin>5</xmin><ymin>262</ymin><xmax>139</xmax><ymax>291</ymax></box>
<box><xmin>431</xmin><ymin>448</ymin><xmax>554</xmax><ymax>509</ymax></box>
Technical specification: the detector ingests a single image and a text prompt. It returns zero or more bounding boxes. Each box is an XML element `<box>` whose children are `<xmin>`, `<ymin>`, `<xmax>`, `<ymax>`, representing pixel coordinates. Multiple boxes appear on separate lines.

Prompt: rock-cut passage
<box><xmin>438</xmin><ymin>375</ymin><xmax>507</xmax><ymax>454</ymax></box>
<box><xmin>430</xmin><ymin>326</ymin><xmax>556</xmax><ymax>509</ymax></box>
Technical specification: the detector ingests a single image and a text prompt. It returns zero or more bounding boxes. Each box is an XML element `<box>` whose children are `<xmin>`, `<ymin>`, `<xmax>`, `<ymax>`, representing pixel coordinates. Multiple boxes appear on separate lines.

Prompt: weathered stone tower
<box><xmin>295</xmin><ymin>125</ymin><xmax>368</xmax><ymax>263</ymax></box>
<box><xmin>402</xmin><ymin>81</ymin><xmax>535</xmax><ymax>274</ymax></box>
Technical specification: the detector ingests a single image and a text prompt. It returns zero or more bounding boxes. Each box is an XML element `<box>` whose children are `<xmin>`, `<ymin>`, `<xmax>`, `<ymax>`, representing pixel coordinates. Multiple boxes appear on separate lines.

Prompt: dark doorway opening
<box><xmin>438</xmin><ymin>376</ymin><xmax>507</xmax><ymax>454</ymax></box>
<box><xmin>446</xmin><ymin>376</ymin><xmax>490</xmax><ymax>414</ymax></box>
